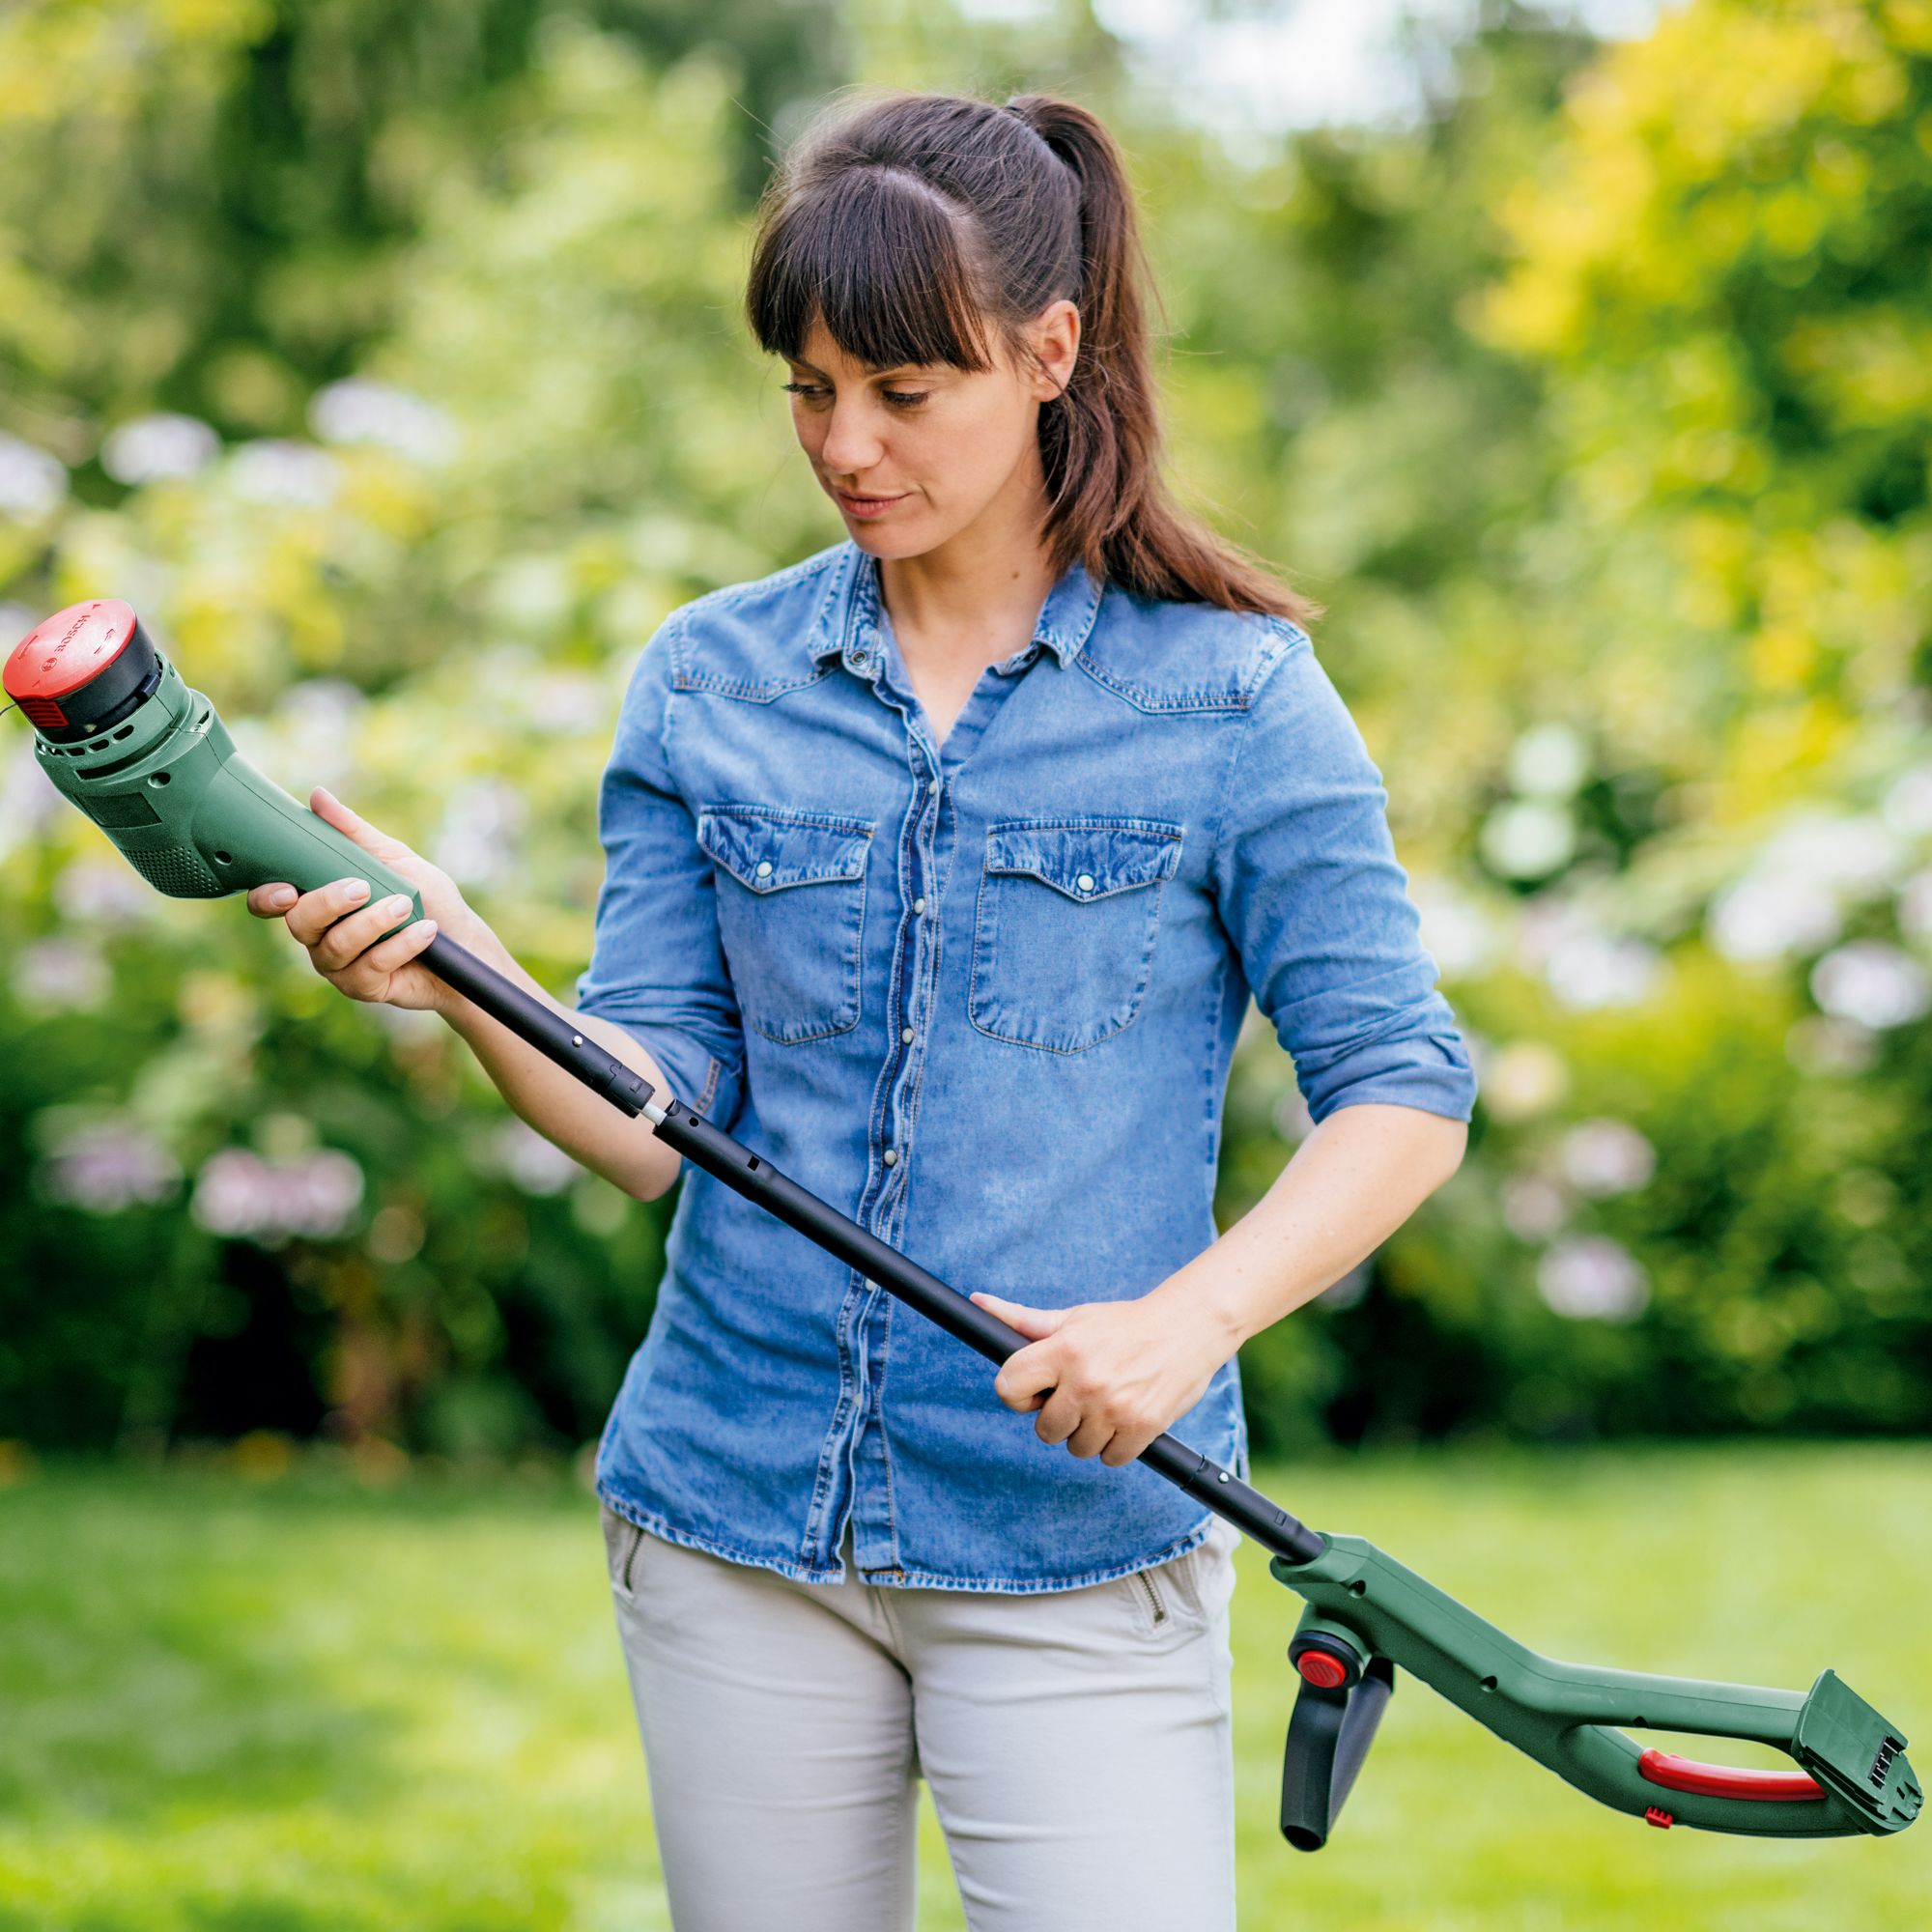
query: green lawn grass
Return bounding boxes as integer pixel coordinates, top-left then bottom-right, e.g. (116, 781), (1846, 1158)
(1, 1441), (1927, 1930)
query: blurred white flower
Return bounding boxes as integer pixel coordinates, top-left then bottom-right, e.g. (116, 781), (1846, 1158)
(37, 1114), (182, 1212)
(1809, 941), (1931, 1030)
(191, 1146), (364, 1244)
(1707, 873), (1841, 962)
(1481, 799), (1576, 881)
(1315, 1262), (1371, 1310)
(432, 777), (528, 889)
(531, 669), (608, 735)
(1767, 812), (1904, 895)
(1482, 1040), (1569, 1122)
(99, 412), (220, 484)
(1897, 867), (1932, 946)
(1537, 1235), (1649, 1321)
(0, 435), (68, 518)
(0, 602), (37, 648)
(1785, 1013), (1879, 1076)
(487, 556), (575, 633)
(278, 677), (366, 732)
(309, 378), (456, 466)
(370, 1002), (444, 1040)
(1545, 932), (1663, 1009)
(54, 856), (159, 928)
(270, 679), (367, 794)
(1559, 1118), (1656, 1196)
(228, 439), (341, 508)
(0, 740), (66, 864)
(1708, 810), (1907, 962)
(1271, 1087), (1314, 1143)
(490, 1117), (579, 1196)
(1501, 1173), (1570, 1240)
(12, 936), (110, 1012)
(1411, 878), (1502, 980)
(1508, 723), (1589, 799)
(1881, 762), (1932, 838)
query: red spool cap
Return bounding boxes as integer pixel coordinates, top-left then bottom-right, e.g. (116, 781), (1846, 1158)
(4, 599), (141, 725)
(1296, 1651), (1350, 1690)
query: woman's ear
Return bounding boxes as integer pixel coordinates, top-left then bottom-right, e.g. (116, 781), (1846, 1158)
(1028, 298), (1080, 402)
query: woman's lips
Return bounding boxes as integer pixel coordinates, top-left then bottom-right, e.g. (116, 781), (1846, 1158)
(835, 488), (907, 518)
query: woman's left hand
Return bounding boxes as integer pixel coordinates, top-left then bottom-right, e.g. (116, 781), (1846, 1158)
(968, 1286), (1239, 1468)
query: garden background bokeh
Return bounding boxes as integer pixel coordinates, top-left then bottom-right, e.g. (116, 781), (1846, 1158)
(7, 0), (1931, 1463)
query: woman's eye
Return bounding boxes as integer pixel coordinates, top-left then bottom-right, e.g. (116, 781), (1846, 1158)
(781, 381), (928, 411)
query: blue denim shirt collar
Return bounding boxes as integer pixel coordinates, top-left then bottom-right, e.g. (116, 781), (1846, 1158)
(807, 539), (1104, 675)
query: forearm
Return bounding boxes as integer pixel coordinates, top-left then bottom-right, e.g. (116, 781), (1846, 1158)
(431, 918), (685, 1204)
(1161, 1100), (1468, 1350)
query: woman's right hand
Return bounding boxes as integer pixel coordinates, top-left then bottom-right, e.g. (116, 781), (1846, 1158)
(245, 785), (483, 1015)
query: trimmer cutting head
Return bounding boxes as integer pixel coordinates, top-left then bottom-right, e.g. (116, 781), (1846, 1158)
(4, 599), (162, 741)
(5, 597), (425, 923)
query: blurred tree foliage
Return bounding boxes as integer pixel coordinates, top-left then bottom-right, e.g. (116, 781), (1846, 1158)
(3, 0), (1929, 1460)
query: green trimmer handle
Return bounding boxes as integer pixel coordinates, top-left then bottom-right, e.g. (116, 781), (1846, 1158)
(1272, 1535), (1921, 1841)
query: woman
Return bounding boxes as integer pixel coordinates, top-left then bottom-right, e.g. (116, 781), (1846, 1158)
(251, 88), (1476, 1932)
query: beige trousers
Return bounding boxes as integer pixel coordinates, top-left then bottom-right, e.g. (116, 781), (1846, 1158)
(600, 1501), (1241, 1932)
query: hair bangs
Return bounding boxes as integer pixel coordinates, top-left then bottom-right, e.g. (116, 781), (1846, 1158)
(749, 165), (997, 378)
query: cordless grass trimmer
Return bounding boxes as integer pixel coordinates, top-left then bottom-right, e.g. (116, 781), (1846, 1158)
(8, 598), (1923, 1852)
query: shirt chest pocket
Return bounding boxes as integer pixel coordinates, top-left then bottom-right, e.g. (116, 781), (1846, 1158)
(969, 817), (1184, 1054)
(696, 804), (874, 1045)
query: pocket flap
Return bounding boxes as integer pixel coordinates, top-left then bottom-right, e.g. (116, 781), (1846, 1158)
(696, 804), (873, 893)
(984, 818), (1183, 901)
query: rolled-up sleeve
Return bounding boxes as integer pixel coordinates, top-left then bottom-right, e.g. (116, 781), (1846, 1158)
(574, 609), (746, 1129)
(1211, 625), (1477, 1125)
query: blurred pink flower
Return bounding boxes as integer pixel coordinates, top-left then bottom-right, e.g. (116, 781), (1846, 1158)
(191, 1146), (364, 1244)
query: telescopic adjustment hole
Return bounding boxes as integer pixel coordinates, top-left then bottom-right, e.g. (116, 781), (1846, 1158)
(1480, 1676), (1497, 1692)
(148, 771), (171, 787)
(213, 851), (233, 866)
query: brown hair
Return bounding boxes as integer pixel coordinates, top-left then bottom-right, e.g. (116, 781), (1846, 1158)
(745, 88), (1321, 628)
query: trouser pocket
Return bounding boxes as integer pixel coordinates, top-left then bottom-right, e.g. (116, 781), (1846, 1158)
(600, 1500), (645, 1599)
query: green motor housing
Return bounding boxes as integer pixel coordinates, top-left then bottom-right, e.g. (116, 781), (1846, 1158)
(8, 599), (422, 927)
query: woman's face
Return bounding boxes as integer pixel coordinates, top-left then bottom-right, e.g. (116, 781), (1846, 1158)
(782, 301), (1079, 562)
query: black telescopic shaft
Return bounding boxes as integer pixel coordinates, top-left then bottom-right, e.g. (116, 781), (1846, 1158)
(420, 931), (1329, 1568)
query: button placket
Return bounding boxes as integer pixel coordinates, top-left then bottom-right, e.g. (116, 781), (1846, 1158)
(879, 754), (939, 1180)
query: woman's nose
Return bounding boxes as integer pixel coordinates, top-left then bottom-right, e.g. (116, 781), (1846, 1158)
(819, 399), (886, 476)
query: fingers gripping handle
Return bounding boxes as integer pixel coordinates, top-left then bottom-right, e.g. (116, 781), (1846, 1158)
(1279, 1630), (1397, 1852)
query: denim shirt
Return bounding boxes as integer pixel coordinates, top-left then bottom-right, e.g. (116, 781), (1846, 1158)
(577, 537), (1476, 1592)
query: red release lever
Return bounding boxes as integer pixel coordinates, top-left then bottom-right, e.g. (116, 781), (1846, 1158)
(1636, 1747), (1824, 1803)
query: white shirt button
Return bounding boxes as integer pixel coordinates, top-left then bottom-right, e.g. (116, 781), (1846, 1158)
(882, 1148), (898, 1166)
(912, 896), (926, 914)
(901, 1027), (915, 1043)
(756, 860), (773, 877)
(1076, 872), (1094, 893)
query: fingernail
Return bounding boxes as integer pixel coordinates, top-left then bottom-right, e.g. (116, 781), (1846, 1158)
(347, 879), (369, 899)
(419, 921), (438, 939)
(269, 887), (295, 907)
(384, 895), (411, 915)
